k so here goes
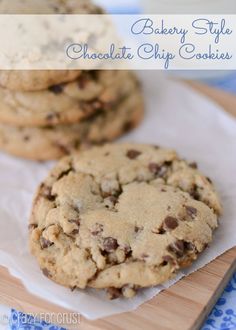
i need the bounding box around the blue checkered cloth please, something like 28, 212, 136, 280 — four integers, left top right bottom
9, 273, 236, 330
204, 73, 236, 95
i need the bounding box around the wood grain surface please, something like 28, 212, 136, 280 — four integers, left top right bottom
0, 81, 235, 330
0, 248, 235, 330
186, 80, 236, 119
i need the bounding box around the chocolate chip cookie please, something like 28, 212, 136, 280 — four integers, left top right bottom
29, 143, 222, 298
0, 0, 103, 91
0, 71, 137, 127
0, 88, 144, 160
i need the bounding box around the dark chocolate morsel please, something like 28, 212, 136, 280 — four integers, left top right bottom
126, 150, 141, 159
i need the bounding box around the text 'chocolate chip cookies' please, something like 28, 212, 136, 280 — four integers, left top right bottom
29, 143, 222, 299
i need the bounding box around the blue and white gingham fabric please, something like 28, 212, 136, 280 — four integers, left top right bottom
2, 1, 236, 329
205, 72, 236, 95
202, 273, 236, 330
6, 273, 235, 330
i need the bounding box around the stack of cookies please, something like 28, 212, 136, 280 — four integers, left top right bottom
0, 70, 144, 161
0, 0, 144, 161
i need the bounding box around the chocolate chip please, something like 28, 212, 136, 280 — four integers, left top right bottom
23, 135, 30, 142
107, 287, 122, 300
184, 242, 195, 251
101, 187, 122, 199
109, 196, 118, 204
91, 223, 103, 236
190, 185, 200, 200
46, 112, 60, 122
163, 216, 178, 230
162, 255, 174, 266
70, 286, 77, 292
123, 121, 133, 133
159, 227, 166, 234
42, 125, 54, 130
203, 243, 209, 250
103, 237, 118, 252
72, 205, 80, 213
70, 229, 79, 235
149, 162, 169, 177
124, 245, 132, 257
55, 142, 70, 155
42, 268, 51, 278
191, 190, 200, 200
206, 177, 212, 184
101, 191, 112, 199
81, 101, 101, 114
72, 140, 80, 149
42, 186, 55, 202
134, 226, 143, 233
189, 162, 198, 169
48, 84, 64, 94
78, 75, 88, 89
185, 206, 197, 219
28, 223, 37, 230
148, 163, 161, 175
52, 5, 60, 13
40, 237, 54, 249
153, 145, 160, 149
152, 226, 166, 235
168, 240, 184, 258
126, 150, 141, 159
104, 195, 118, 209
68, 219, 80, 226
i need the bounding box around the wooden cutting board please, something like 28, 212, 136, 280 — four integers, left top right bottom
0, 82, 235, 330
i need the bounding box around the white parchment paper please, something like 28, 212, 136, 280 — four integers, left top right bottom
0, 73, 235, 320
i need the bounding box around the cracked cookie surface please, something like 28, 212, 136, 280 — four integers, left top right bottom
29, 143, 222, 298
0, 71, 137, 127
